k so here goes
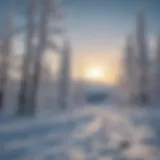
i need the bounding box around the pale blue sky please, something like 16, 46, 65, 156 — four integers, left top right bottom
0, 0, 159, 84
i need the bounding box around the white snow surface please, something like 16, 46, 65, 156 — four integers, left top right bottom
1, 105, 160, 160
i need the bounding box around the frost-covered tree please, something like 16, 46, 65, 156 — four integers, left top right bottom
58, 38, 71, 109
154, 36, 160, 104
0, 9, 12, 111
28, 0, 65, 115
28, 0, 50, 115
124, 35, 136, 104
17, 0, 37, 116
135, 8, 149, 105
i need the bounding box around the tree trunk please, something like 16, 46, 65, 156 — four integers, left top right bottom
28, 0, 49, 115
0, 10, 12, 112
17, 0, 36, 116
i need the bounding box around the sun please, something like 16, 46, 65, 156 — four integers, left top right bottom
85, 66, 105, 81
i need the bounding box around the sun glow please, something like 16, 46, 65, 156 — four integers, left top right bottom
85, 66, 105, 81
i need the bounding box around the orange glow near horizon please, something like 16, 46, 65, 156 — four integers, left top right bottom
11, 40, 121, 86
72, 52, 121, 85
85, 66, 105, 82
8, 50, 120, 86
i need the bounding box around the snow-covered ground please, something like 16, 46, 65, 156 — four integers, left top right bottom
1, 105, 160, 160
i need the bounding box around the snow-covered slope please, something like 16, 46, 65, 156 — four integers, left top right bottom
1, 105, 160, 160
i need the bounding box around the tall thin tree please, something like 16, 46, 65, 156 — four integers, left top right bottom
0, 9, 12, 111
154, 36, 160, 104
124, 35, 135, 104
28, 0, 50, 115
58, 38, 71, 109
17, 0, 37, 116
136, 8, 149, 105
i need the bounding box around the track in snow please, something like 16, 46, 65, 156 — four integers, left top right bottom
0, 105, 160, 160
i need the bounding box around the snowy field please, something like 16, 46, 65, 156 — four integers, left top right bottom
1, 105, 160, 160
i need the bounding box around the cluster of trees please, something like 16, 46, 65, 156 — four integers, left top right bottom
124, 8, 160, 106
0, 0, 71, 116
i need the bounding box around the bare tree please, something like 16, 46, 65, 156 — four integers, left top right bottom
17, 0, 37, 116
58, 38, 71, 109
136, 8, 149, 105
154, 36, 160, 104
0, 9, 12, 111
124, 35, 136, 104
28, 0, 50, 115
